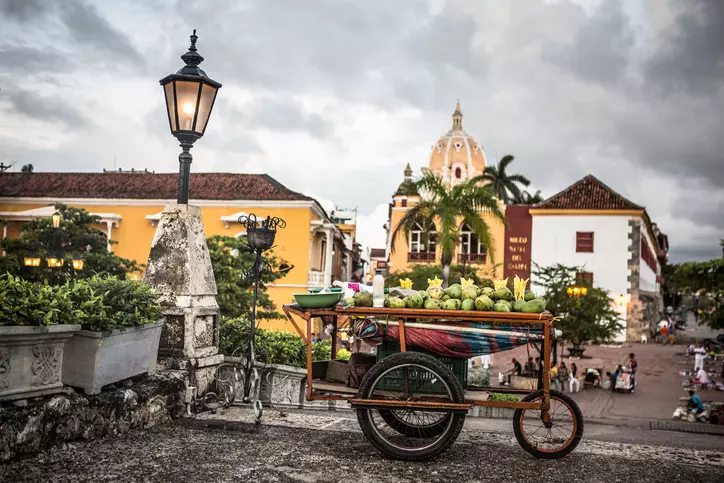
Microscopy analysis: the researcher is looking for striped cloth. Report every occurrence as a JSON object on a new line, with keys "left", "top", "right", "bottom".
{"left": 352, "top": 318, "right": 544, "bottom": 358}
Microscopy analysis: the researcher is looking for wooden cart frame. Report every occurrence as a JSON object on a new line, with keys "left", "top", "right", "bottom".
{"left": 282, "top": 304, "right": 583, "bottom": 459}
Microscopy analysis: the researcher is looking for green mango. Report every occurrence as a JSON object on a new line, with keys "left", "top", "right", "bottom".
{"left": 481, "top": 287, "right": 495, "bottom": 298}
{"left": 424, "top": 298, "right": 442, "bottom": 310}
{"left": 513, "top": 299, "right": 526, "bottom": 312}
{"left": 521, "top": 299, "right": 546, "bottom": 313}
{"left": 493, "top": 302, "right": 511, "bottom": 312}
{"left": 343, "top": 297, "right": 355, "bottom": 306}
{"left": 388, "top": 297, "right": 406, "bottom": 309}
{"left": 461, "top": 299, "right": 475, "bottom": 311}
{"left": 444, "top": 284, "right": 463, "bottom": 299}
{"left": 474, "top": 295, "right": 494, "bottom": 311}
{"left": 494, "top": 287, "right": 513, "bottom": 301}
{"left": 442, "top": 299, "right": 462, "bottom": 310}
{"left": 462, "top": 286, "right": 479, "bottom": 300}
{"left": 524, "top": 290, "right": 537, "bottom": 301}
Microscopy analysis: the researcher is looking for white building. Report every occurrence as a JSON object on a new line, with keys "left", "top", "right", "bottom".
{"left": 530, "top": 175, "right": 664, "bottom": 342}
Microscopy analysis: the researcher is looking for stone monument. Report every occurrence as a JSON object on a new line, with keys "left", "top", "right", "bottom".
{"left": 145, "top": 203, "right": 222, "bottom": 395}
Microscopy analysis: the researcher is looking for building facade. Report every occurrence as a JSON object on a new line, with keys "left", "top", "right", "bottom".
{"left": 529, "top": 175, "right": 666, "bottom": 342}
{"left": 0, "top": 172, "right": 354, "bottom": 332}
{"left": 384, "top": 103, "right": 507, "bottom": 280}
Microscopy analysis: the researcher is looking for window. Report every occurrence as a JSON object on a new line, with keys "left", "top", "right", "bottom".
{"left": 401, "top": 199, "right": 407, "bottom": 207}
{"left": 576, "top": 271, "right": 593, "bottom": 287}
{"left": 409, "top": 223, "right": 436, "bottom": 253}
{"left": 641, "top": 238, "right": 658, "bottom": 272}
{"left": 576, "top": 232, "right": 594, "bottom": 253}
{"left": 319, "top": 239, "right": 327, "bottom": 271}
{"left": 458, "top": 223, "right": 487, "bottom": 263}
{"left": 455, "top": 167, "right": 462, "bottom": 179}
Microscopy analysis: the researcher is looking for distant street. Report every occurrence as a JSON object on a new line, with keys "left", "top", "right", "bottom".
{"left": 3, "top": 409, "right": 723, "bottom": 483}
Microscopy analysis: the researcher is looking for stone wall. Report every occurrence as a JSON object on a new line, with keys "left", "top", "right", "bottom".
{"left": 0, "top": 371, "right": 187, "bottom": 461}
{"left": 626, "top": 220, "right": 662, "bottom": 341}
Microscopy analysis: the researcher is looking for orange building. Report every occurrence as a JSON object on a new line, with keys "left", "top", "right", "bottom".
{"left": 0, "top": 172, "right": 355, "bottom": 332}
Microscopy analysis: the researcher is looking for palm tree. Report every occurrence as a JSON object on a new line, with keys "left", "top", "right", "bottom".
{"left": 474, "top": 155, "right": 530, "bottom": 204}
{"left": 517, "top": 189, "right": 544, "bottom": 205}
{"left": 391, "top": 172, "right": 505, "bottom": 287}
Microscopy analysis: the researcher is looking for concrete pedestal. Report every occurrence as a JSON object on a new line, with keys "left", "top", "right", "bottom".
{"left": 145, "top": 203, "right": 221, "bottom": 394}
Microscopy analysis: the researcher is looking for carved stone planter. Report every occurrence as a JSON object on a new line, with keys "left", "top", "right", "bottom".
{"left": 62, "top": 321, "right": 164, "bottom": 395}
{"left": 0, "top": 325, "right": 81, "bottom": 402}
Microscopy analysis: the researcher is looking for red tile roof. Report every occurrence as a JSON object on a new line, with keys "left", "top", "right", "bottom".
{"left": 369, "top": 248, "right": 386, "bottom": 258}
{"left": 0, "top": 172, "right": 313, "bottom": 201}
{"left": 535, "top": 174, "right": 644, "bottom": 211}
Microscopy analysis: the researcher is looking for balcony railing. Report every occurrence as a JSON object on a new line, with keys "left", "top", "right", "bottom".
{"left": 408, "top": 252, "right": 436, "bottom": 262}
{"left": 457, "top": 253, "right": 487, "bottom": 264}
{"left": 308, "top": 271, "right": 325, "bottom": 287}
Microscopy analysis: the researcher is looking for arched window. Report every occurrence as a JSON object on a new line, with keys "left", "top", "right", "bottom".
{"left": 408, "top": 223, "right": 437, "bottom": 260}
{"left": 459, "top": 223, "right": 487, "bottom": 262}
{"left": 455, "top": 167, "right": 462, "bottom": 179}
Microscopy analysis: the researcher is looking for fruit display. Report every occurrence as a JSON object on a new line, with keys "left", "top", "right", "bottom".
{"left": 341, "top": 275, "right": 547, "bottom": 314}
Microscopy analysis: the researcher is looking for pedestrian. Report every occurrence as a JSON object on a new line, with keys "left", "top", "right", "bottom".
{"left": 693, "top": 367, "right": 709, "bottom": 385}
{"left": 523, "top": 357, "right": 535, "bottom": 376}
{"left": 535, "top": 356, "right": 541, "bottom": 376}
{"left": 612, "top": 365, "right": 623, "bottom": 391}
{"left": 687, "top": 389, "right": 704, "bottom": 415}
{"left": 507, "top": 357, "right": 522, "bottom": 385}
{"left": 549, "top": 363, "right": 559, "bottom": 391}
{"left": 569, "top": 362, "right": 580, "bottom": 393}
{"left": 628, "top": 353, "right": 638, "bottom": 393}
{"left": 694, "top": 346, "right": 707, "bottom": 373}
{"left": 558, "top": 362, "right": 569, "bottom": 393}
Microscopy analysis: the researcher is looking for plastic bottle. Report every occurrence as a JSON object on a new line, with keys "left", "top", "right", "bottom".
{"left": 373, "top": 274, "right": 385, "bottom": 308}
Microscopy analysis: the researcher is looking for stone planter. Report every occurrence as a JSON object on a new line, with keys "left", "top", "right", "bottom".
{"left": 62, "top": 321, "right": 163, "bottom": 395}
{"left": 0, "top": 325, "right": 81, "bottom": 402}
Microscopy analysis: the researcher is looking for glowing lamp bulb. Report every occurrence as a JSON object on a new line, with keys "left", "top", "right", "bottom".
{"left": 182, "top": 103, "right": 195, "bottom": 115}
{"left": 573, "top": 287, "right": 581, "bottom": 295}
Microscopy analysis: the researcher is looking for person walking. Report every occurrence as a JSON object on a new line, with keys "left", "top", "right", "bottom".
{"left": 558, "top": 362, "right": 570, "bottom": 393}
{"left": 569, "top": 362, "right": 580, "bottom": 393}
{"left": 628, "top": 353, "right": 638, "bottom": 393}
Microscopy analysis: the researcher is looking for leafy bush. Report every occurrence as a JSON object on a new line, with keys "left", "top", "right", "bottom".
{"left": 0, "top": 273, "right": 79, "bottom": 326}
{"left": 0, "top": 273, "right": 160, "bottom": 331}
{"left": 220, "top": 317, "right": 332, "bottom": 368}
{"left": 488, "top": 393, "right": 520, "bottom": 403}
{"left": 67, "top": 275, "right": 161, "bottom": 332}
{"left": 336, "top": 348, "right": 352, "bottom": 361}
{"left": 468, "top": 367, "right": 490, "bottom": 387}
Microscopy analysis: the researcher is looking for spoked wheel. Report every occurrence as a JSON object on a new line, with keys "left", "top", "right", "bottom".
{"left": 356, "top": 352, "right": 466, "bottom": 461}
{"left": 513, "top": 389, "right": 584, "bottom": 459}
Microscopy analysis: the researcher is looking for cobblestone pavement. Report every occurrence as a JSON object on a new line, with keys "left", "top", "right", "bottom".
{"left": 2, "top": 408, "right": 723, "bottom": 483}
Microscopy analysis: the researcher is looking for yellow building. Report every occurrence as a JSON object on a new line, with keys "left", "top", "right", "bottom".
{"left": 383, "top": 103, "right": 506, "bottom": 279}
{"left": 0, "top": 171, "right": 353, "bottom": 332}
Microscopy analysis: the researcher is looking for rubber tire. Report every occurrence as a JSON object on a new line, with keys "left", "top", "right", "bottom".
{"left": 378, "top": 410, "right": 451, "bottom": 438}
{"left": 513, "top": 389, "right": 584, "bottom": 459}
{"left": 356, "top": 352, "right": 465, "bottom": 461}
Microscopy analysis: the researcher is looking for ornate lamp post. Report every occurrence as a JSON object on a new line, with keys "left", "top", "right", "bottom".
{"left": 160, "top": 30, "right": 222, "bottom": 204}
{"left": 238, "top": 214, "right": 286, "bottom": 405}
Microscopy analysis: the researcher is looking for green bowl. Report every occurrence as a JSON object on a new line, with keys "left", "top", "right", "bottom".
{"left": 307, "top": 287, "right": 343, "bottom": 294}
{"left": 293, "top": 292, "right": 344, "bottom": 308}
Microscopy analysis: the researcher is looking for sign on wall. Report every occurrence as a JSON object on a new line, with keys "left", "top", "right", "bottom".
{"left": 503, "top": 205, "right": 532, "bottom": 281}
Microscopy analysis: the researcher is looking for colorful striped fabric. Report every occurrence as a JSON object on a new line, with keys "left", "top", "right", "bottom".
{"left": 351, "top": 318, "right": 544, "bottom": 358}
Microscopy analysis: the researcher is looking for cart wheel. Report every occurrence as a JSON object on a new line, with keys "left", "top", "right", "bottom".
{"left": 513, "top": 389, "right": 584, "bottom": 459}
{"left": 356, "top": 352, "right": 465, "bottom": 461}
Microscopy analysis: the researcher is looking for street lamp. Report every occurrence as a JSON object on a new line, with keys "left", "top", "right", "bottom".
{"left": 23, "top": 253, "right": 41, "bottom": 267}
{"left": 566, "top": 286, "right": 588, "bottom": 297}
{"left": 72, "top": 256, "right": 85, "bottom": 271}
{"left": 51, "top": 212, "right": 61, "bottom": 229}
{"left": 160, "top": 29, "right": 222, "bottom": 204}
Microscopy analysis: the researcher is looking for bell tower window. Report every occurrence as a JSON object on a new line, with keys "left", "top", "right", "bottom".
{"left": 455, "top": 167, "right": 461, "bottom": 179}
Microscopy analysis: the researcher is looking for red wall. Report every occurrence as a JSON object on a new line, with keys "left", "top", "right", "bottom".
{"left": 503, "top": 205, "right": 532, "bottom": 281}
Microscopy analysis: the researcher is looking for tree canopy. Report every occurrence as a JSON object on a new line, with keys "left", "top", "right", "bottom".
{"left": 533, "top": 263, "right": 623, "bottom": 346}
{"left": 0, "top": 204, "right": 138, "bottom": 284}
{"left": 665, "top": 257, "right": 723, "bottom": 330}
{"left": 473, "top": 154, "right": 530, "bottom": 205}
{"left": 207, "top": 235, "right": 286, "bottom": 321}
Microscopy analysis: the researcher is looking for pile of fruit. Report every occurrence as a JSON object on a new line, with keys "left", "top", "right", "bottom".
{"left": 342, "top": 276, "right": 547, "bottom": 313}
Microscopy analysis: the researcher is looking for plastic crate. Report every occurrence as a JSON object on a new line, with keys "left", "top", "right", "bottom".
{"left": 375, "top": 341, "right": 468, "bottom": 394}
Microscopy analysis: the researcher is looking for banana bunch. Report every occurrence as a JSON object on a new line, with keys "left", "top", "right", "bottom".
{"left": 513, "top": 275, "right": 529, "bottom": 301}
{"left": 427, "top": 276, "right": 443, "bottom": 288}
{"left": 493, "top": 278, "right": 509, "bottom": 290}
{"left": 460, "top": 278, "right": 475, "bottom": 290}
{"left": 400, "top": 278, "right": 413, "bottom": 290}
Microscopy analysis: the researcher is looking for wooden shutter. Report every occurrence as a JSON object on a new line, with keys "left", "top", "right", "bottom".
{"left": 575, "top": 232, "right": 594, "bottom": 253}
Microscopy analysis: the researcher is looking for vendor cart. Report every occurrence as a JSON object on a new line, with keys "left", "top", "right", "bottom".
{"left": 283, "top": 304, "right": 584, "bottom": 461}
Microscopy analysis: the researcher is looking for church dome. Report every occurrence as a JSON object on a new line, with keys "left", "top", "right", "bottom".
{"left": 428, "top": 102, "right": 487, "bottom": 185}
{"left": 394, "top": 163, "right": 420, "bottom": 196}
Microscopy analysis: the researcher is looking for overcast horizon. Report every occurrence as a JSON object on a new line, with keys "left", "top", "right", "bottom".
{"left": 1, "top": 0, "right": 722, "bottom": 262}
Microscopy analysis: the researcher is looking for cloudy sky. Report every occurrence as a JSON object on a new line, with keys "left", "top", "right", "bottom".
{"left": 1, "top": 0, "right": 722, "bottom": 262}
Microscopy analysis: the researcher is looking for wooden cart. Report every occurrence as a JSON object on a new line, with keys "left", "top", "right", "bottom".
{"left": 283, "top": 305, "right": 584, "bottom": 461}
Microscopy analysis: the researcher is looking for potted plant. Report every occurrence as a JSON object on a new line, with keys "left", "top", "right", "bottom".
{"left": 0, "top": 274, "right": 81, "bottom": 402}
{"left": 62, "top": 275, "right": 163, "bottom": 394}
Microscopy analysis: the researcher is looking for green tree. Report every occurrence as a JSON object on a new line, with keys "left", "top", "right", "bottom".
{"left": 385, "top": 263, "right": 493, "bottom": 291}
{"left": 21, "top": 164, "right": 33, "bottom": 173}
{"left": 669, "top": 258, "right": 723, "bottom": 330}
{"left": 207, "top": 235, "right": 286, "bottom": 320}
{"left": 515, "top": 189, "right": 544, "bottom": 205}
{"left": 391, "top": 172, "right": 505, "bottom": 287}
{"left": 0, "top": 204, "right": 138, "bottom": 285}
{"left": 533, "top": 263, "right": 623, "bottom": 348}
{"left": 473, "top": 154, "right": 530, "bottom": 204}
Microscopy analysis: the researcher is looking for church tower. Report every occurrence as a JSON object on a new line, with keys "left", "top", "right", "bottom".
{"left": 427, "top": 101, "right": 487, "bottom": 186}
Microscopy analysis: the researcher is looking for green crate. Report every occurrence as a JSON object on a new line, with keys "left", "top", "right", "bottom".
{"left": 375, "top": 341, "right": 468, "bottom": 394}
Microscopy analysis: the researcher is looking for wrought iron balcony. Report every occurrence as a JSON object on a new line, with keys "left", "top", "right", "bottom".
{"left": 407, "top": 252, "right": 436, "bottom": 262}
{"left": 457, "top": 253, "right": 487, "bottom": 264}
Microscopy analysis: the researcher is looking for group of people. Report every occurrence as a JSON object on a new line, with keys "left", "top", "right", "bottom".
{"left": 507, "top": 357, "right": 581, "bottom": 392}
{"left": 507, "top": 353, "right": 639, "bottom": 393}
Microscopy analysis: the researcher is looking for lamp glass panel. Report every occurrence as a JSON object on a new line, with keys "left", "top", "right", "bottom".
{"left": 174, "top": 80, "right": 201, "bottom": 132}
{"left": 195, "top": 83, "right": 218, "bottom": 134}
{"left": 164, "top": 83, "right": 177, "bottom": 131}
